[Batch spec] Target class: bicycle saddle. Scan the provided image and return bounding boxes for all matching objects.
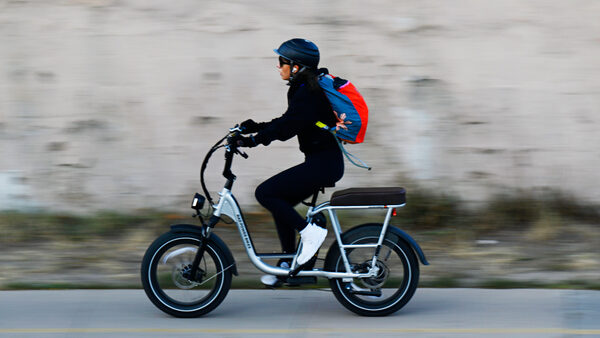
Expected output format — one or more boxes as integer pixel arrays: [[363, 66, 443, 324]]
[[330, 187, 406, 206]]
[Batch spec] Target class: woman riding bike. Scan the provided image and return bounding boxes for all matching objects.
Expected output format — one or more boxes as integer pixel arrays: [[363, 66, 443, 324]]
[[231, 38, 344, 286]]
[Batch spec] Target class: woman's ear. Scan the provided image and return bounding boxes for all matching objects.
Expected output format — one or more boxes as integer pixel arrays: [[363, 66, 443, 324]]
[[292, 65, 299, 73]]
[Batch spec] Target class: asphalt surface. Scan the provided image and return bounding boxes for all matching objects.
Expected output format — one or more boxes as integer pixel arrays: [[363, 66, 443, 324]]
[[1, 289, 599, 337]]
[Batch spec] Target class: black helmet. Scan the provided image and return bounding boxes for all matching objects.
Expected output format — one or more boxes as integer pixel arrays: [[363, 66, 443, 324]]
[[274, 38, 319, 69]]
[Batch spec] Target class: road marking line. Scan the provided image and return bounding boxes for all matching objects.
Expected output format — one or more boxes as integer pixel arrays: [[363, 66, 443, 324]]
[[0, 328, 599, 335]]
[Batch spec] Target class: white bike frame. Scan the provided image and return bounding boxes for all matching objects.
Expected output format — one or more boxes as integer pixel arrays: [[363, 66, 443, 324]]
[[210, 187, 406, 279]]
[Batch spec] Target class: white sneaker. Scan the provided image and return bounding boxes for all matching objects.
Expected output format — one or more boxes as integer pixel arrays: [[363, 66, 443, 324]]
[[260, 274, 280, 287], [297, 223, 327, 265], [260, 261, 289, 287]]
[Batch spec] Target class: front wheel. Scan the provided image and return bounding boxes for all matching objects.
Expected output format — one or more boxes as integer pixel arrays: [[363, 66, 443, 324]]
[[141, 232, 232, 317], [325, 225, 419, 316]]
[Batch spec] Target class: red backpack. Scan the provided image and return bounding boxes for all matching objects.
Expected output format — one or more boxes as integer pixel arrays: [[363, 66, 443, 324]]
[[317, 73, 371, 169], [317, 74, 369, 144]]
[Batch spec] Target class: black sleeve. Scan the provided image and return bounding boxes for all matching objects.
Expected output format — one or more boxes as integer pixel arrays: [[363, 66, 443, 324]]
[[253, 121, 269, 132], [252, 88, 316, 146]]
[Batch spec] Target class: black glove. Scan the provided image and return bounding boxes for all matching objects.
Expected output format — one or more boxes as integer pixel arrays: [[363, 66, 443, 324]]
[[230, 134, 257, 148], [240, 119, 260, 134]]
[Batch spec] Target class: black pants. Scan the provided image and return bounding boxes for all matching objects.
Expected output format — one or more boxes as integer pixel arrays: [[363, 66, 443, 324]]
[[255, 149, 344, 253]]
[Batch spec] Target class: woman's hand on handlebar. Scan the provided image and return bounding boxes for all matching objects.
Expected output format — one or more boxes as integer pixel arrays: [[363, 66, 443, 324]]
[[240, 119, 260, 134], [228, 133, 257, 148]]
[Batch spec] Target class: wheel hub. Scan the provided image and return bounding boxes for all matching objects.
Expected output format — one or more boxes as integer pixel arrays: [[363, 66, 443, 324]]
[[359, 260, 389, 289], [176, 264, 204, 289]]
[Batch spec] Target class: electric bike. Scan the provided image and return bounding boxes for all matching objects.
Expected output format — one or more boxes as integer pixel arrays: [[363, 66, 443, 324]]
[[141, 126, 429, 317]]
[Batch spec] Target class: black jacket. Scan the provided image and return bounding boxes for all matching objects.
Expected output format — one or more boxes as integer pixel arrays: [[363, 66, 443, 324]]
[[253, 75, 339, 155]]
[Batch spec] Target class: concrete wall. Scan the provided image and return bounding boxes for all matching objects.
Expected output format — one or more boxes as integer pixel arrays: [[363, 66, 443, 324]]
[[2, 0, 600, 213]]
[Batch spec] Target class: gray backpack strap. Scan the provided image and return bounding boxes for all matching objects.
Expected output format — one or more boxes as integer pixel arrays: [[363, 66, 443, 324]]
[[334, 135, 371, 170], [316, 121, 371, 170]]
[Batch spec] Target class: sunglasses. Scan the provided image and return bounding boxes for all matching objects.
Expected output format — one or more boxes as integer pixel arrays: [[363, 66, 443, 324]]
[[278, 56, 291, 67]]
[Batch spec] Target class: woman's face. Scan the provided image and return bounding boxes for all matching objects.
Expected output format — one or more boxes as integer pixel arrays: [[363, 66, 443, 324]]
[[278, 63, 291, 80], [277, 56, 296, 81]]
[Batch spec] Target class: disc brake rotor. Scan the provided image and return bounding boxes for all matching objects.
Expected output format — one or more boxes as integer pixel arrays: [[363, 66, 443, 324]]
[[173, 264, 202, 289], [359, 260, 389, 289]]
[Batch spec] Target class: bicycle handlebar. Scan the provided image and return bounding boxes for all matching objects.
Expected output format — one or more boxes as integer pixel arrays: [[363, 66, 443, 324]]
[[200, 126, 250, 206]]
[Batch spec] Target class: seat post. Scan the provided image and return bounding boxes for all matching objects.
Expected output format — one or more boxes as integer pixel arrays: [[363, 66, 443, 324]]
[[308, 188, 323, 207]]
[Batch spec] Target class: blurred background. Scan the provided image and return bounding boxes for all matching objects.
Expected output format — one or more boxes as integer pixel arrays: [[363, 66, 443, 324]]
[[0, 0, 599, 289]]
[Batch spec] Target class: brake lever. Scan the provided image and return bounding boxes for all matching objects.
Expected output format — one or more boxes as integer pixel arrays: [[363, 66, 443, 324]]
[[237, 148, 249, 159], [229, 125, 243, 133], [227, 125, 250, 158]]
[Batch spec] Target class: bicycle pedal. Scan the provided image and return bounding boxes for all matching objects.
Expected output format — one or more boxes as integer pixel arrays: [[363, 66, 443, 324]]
[[284, 276, 317, 286], [288, 265, 303, 277], [288, 255, 318, 277]]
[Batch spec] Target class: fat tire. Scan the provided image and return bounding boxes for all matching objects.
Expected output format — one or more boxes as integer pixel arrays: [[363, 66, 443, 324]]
[[141, 231, 232, 317], [325, 224, 419, 316]]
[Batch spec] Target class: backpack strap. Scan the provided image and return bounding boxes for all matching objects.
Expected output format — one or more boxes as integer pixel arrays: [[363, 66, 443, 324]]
[[315, 121, 331, 130], [316, 121, 372, 170]]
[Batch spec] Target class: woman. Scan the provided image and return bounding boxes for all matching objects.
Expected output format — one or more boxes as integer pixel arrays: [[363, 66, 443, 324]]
[[233, 38, 344, 286]]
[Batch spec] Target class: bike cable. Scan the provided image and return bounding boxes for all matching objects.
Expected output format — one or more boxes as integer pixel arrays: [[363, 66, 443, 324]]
[[200, 142, 226, 205]]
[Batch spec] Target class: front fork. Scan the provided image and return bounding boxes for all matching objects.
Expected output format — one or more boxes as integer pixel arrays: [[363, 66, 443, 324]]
[[184, 215, 220, 282]]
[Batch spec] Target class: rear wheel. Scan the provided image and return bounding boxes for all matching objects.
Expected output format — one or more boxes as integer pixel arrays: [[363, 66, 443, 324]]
[[141, 232, 232, 317], [326, 225, 419, 316]]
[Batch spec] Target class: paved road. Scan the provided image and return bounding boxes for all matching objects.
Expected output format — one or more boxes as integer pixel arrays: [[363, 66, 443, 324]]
[[1, 289, 599, 337]]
